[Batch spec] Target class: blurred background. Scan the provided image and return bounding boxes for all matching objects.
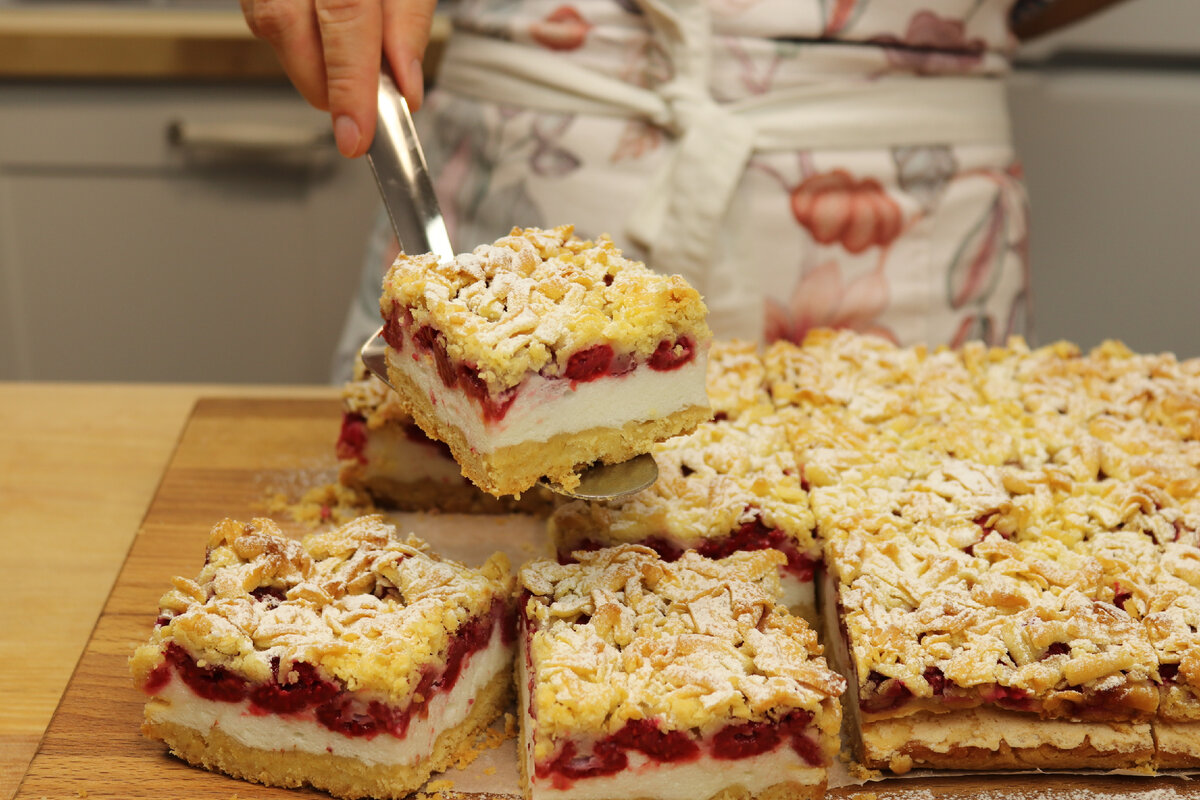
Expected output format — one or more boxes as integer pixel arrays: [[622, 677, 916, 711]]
[[0, 0, 1195, 384]]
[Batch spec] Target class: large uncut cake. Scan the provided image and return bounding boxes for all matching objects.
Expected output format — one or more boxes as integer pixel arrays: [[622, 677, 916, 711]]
[[555, 329, 1200, 774]]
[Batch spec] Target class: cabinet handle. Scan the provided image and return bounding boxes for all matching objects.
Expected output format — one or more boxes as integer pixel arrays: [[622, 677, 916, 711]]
[[167, 120, 336, 167]]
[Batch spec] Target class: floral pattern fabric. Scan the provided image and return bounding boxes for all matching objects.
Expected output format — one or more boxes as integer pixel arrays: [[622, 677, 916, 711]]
[[334, 0, 1035, 380]]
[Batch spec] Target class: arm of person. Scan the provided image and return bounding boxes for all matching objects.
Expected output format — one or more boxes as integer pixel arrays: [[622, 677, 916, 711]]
[[240, 0, 438, 158], [1011, 0, 1133, 41]]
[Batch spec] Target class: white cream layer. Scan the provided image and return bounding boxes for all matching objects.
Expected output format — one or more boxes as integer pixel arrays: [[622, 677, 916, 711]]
[[387, 346, 708, 453], [363, 424, 465, 483], [517, 633, 823, 800], [778, 572, 815, 621], [146, 626, 513, 767]]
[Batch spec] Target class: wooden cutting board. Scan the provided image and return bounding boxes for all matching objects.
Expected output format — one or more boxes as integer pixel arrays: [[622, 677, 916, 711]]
[[13, 397, 1198, 800]]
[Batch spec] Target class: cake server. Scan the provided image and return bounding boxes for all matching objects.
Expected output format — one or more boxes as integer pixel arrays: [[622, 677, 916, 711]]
[[359, 72, 657, 500]]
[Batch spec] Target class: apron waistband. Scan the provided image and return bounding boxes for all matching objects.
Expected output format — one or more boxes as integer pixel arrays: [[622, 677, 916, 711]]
[[435, 0, 1011, 339]]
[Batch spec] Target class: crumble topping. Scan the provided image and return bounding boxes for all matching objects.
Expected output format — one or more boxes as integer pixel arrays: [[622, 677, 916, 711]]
[[380, 225, 711, 391], [518, 545, 845, 753], [705, 339, 771, 421], [130, 516, 514, 704], [774, 330, 1200, 715], [549, 409, 816, 555], [341, 364, 411, 429]]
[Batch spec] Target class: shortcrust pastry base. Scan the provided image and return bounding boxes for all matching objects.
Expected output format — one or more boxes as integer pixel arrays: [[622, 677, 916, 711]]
[[1153, 721, 1200, 768], [858, 707, 1155, 773], [143, 668, 512, 800], [387, 359, 710, 497]]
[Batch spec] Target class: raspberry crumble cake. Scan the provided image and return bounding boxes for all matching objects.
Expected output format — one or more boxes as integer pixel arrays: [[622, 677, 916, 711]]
[[773, 332, 1200, 773], [379, 224, 712, 497], [516, 545, 846, 800], [337, 367, 553, 514], [130, 516, 517, 799]]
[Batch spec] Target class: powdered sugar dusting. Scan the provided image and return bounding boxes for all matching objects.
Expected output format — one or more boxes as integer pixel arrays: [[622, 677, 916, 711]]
[[380, 225, 710, 389]]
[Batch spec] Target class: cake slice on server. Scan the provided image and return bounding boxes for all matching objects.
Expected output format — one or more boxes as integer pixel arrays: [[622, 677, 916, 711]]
[[515, 545, 846, 800], [378, 225, 712, 498], [130, 516, 517, 800]]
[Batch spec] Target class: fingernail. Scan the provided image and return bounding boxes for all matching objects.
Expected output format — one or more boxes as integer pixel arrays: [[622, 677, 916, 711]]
[[405, 58, 425, 110], [333, 115, 361, 158]]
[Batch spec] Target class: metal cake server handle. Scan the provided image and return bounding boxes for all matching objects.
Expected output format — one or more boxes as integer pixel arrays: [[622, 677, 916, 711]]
[[360, 73, 657, 501]]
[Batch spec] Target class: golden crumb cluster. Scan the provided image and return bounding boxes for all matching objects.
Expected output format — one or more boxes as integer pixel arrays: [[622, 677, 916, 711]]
[[341, 363, 412, 429], [517, 545, 846, 754], [380, 225, 711, 390], [130, 516, 513, 705], [705, 339, 773, 421]]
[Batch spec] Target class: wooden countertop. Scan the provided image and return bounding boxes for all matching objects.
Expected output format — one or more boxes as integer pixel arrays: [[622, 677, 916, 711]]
[[0, 6, 448, 80], [0, 6, 286, 80], [0, 381, 337, 799]]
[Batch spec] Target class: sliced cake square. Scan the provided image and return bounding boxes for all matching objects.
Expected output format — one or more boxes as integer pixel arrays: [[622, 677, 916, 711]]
[[814, 460, 1162, 773], [515, 545, 845, 800], [130, 515, 516, 799], [378, 225, 712, 497]]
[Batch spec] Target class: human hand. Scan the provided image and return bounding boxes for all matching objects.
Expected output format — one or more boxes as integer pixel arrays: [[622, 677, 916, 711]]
[[241, 0, 437, 158]]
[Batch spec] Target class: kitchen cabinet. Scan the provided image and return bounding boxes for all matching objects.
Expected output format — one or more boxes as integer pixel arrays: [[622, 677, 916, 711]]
[[0, 81, 380, 383], [1009, 0, 1200, 359]]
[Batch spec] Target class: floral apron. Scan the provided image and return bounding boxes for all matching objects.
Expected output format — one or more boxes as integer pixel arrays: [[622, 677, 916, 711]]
[[334, 0, 1031, 381]]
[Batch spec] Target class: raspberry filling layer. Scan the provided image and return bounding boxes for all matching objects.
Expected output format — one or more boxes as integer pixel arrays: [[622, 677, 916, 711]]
[[561, 514, 817, 581], [336, 412, 369, 464], [534, 710, 821, 789], [858, 663, 1158, 721], [382, 305, 698, 422], [143, 599, 513, 739]]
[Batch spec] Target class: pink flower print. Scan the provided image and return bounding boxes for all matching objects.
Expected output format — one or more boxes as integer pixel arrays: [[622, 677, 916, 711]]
[[821, 0, 863, 37], [947, 193, 1008, 310], [765, 260, 897, 346], [790, 169, 904, 255], [611, 120, 664, 162], [950, 312, 996, 348], [872, 11, 986, 75], [531, 6, 592, 52]]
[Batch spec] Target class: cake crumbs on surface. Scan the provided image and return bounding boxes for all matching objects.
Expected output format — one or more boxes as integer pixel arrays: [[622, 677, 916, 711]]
[[425, 778, 455, 792], [447, 715, 520, 771], [262, 481, 378, 528], [964, 790, 1198, 800], [843, 756, 883, 782]]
